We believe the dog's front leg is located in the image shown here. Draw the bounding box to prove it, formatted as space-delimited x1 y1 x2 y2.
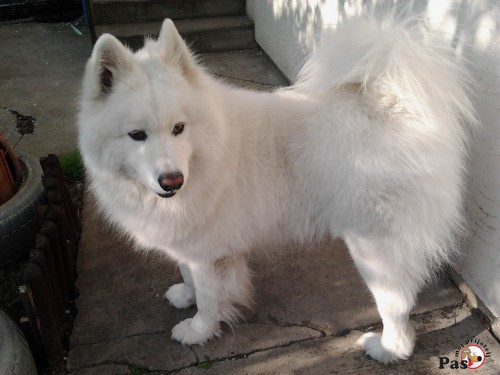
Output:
171 253 252 345
165 263 196 309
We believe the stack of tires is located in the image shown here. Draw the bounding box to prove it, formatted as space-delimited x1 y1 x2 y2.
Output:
0 151 45 265
0 311 37 375
1 151 44 374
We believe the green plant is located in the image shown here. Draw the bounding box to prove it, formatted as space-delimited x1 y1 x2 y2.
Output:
128 364 149 374
196 355 213 369
59 150 84 182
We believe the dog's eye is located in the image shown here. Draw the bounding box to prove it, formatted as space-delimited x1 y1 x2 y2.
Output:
172 122 185 136
128 130 147 141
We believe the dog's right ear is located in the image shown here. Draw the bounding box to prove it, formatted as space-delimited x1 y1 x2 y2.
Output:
88 34 135 97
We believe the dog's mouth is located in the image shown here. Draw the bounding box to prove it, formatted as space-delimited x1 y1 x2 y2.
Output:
157 191 177 198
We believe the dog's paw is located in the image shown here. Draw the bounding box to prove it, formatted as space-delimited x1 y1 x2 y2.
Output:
171 317 220 345
164 283 196 309
357 332 413 364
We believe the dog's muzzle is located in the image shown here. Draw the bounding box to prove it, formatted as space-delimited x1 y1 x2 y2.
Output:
157 172 184 198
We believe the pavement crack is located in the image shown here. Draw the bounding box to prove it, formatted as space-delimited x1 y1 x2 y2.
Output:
0 105 36 147
190 345 199 363
211 73 278 87
188 334 324 370
261 313 327 337
329 302 466 337
67 359 188 374
70 329 169 348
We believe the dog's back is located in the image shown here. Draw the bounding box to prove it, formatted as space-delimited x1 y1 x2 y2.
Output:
288 16 477 259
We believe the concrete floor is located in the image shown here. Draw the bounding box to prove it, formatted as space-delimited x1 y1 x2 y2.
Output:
0 21 90 157
1 21 500 374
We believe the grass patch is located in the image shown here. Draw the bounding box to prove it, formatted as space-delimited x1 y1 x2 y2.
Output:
59 150 84 182
128 364 150 374
196 355 213 369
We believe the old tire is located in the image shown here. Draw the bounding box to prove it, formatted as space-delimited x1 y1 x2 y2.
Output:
0 310 37 375
0 151 45 265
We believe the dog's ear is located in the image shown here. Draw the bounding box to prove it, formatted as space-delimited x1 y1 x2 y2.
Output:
157 19 200 81
89 34 135 96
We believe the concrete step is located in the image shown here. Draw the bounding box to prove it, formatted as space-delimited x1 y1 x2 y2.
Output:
92 0 246 25
96 16 258 53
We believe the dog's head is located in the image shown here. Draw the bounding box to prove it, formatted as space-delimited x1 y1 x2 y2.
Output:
79 19 214 198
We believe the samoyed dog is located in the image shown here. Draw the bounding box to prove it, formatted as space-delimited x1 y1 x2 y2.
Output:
78 15 476 363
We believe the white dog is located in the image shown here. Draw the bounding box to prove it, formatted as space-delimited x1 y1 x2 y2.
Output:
78 15 476 363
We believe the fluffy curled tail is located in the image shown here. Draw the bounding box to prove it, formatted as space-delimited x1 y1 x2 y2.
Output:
295 16 478 146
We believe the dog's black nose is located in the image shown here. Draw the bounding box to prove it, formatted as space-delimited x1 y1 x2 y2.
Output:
158 172 184 192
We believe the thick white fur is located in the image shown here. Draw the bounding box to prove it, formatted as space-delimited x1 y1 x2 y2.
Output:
78 16 476 364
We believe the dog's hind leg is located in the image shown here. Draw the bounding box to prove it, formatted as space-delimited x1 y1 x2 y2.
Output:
344 234 425 363
165 263 196 309
171 253 253 345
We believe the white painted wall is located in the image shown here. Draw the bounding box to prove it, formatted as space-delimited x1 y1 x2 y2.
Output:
248 0 500 319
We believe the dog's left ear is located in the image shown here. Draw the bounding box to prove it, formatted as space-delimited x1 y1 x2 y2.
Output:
157 19 200 81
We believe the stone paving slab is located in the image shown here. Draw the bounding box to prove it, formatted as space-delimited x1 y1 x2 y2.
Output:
179 313 500 374
199 49 290 90
70 364 130 375
249 238 461 336
69 331 197 372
